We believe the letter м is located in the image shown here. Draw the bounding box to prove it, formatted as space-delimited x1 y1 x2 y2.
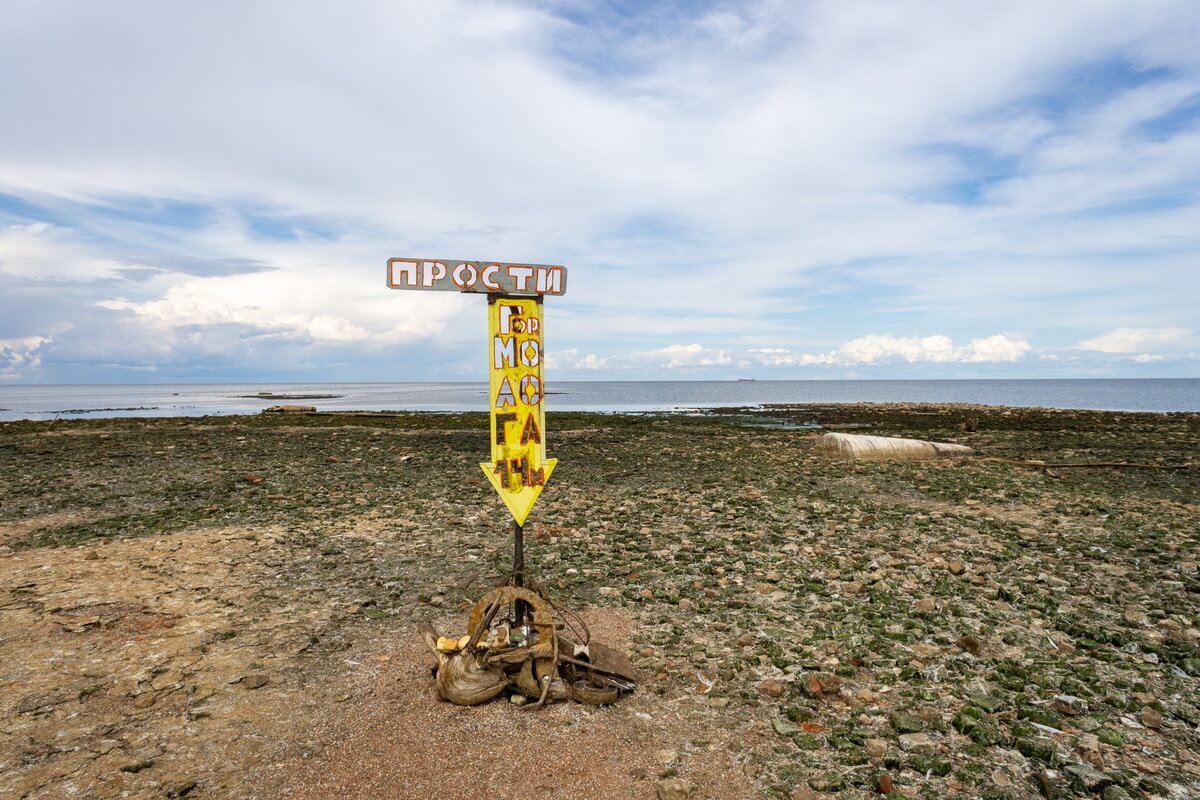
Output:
493 336 516 369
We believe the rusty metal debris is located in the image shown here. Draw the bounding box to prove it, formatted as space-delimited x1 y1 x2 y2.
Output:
418 574 635 707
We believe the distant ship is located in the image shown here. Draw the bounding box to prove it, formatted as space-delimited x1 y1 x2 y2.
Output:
737 378 756 381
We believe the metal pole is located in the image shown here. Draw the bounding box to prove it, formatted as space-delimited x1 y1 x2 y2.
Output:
513 520 527 630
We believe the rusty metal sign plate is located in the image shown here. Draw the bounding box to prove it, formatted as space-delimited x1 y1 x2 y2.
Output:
481 296 556 525
386 259 568 297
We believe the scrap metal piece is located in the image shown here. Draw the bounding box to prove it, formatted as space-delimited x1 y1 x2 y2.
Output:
468 586 555 655
585 640 636 683
570 678 620 705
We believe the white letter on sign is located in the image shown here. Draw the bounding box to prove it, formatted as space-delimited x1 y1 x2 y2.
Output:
422 261 446 286
452 262 478 289
494 336 516 368
509 266 534 292
498 304 518 334
535 267 562 294
482 265 501 290
389 259 418 287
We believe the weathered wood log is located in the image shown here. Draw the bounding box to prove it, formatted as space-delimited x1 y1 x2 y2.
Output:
814 432 974 461
416 623 507 706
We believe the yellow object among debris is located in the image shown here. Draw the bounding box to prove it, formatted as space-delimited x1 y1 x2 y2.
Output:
435 635 471 653
814 432 974 461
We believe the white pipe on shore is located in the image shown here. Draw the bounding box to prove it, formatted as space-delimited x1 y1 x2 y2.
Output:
814 432 974 461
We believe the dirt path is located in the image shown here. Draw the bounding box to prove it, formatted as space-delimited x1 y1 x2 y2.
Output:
243 611 760 800
1 524 756 800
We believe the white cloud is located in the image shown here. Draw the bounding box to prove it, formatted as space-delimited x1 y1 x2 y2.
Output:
546 348 608 370
0 223 125 281
746 333 1031 367
0 334 51 378
628 343 732 368
1077 327 1195 353
0 2 1197 380
551 333 1031 375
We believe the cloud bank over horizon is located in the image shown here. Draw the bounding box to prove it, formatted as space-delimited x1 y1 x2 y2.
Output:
1 0 1198 383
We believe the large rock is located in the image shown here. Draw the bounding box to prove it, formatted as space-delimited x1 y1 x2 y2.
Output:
655 777 692 800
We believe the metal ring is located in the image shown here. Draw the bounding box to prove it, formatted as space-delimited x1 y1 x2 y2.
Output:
570 679 620 705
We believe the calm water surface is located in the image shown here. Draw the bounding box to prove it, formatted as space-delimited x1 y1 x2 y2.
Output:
0 379 1196 421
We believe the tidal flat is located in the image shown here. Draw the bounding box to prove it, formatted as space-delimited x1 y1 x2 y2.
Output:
1 404 1197 799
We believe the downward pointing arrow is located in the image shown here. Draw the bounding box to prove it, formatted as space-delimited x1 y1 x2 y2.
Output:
480 458 557 527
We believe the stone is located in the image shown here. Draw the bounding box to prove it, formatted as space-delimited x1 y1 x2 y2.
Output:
1140 706 1163 729
914 598 937 612
970 694 1008 713
1075 733 1101 755
736 633 755 647
843 581 866 594
1096 727 1126 746
910 643 940 659
856 687 875 703
655 749 679 765
765 571 783 583
817 675 842 693
898 733 937 754
909 755 952 776
864 738 888 758
947 560 966 575
790 790 819 800
1033 769 1062 798
1101 786 1132 800
890 711 925 733
1123 609 1148 626
1015 735 1057 762
957 635 982 656
1054 694 1089 716
242 674 269 690
754 582 776 595
131 694 156 709
757 679 786 698
654 777 691 800
1064 763 1112 792
807 773 845 792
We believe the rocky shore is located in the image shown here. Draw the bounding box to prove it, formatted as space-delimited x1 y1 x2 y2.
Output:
1 404 1197 799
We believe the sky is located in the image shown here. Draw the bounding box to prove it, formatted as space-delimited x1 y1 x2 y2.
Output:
1 0 1198 383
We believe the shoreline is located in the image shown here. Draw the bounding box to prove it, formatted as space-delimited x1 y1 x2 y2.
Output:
2 405 1197 798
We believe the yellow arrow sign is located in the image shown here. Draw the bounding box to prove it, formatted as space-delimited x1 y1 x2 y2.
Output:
481 296 556 526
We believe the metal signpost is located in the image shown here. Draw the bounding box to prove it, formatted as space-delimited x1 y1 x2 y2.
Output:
386 259 568 626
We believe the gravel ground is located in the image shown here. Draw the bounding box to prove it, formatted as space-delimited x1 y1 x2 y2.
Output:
1 404 1197 800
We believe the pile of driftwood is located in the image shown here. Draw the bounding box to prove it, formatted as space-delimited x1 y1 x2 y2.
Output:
418 575 635 707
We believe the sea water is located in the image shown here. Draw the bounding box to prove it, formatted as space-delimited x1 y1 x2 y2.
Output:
0 379 1196 421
